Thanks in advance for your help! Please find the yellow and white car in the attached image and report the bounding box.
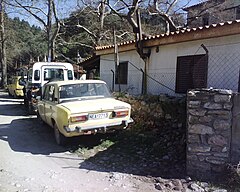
[7,76,25,98]
[37,80,133,145]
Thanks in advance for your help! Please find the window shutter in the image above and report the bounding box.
[175,56,194,93]
[175,54,208,93]
[193,55,208,88]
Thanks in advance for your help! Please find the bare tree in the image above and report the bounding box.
[68,0,115,46]
[7,0,61,61]
[106,0,194,59]
[0,0,6,88]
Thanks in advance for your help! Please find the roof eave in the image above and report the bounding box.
[95,20,240,56]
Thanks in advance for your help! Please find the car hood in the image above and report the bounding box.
[59,98,131,114]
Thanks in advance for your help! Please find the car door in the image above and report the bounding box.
[44,85,56,126]
[38,85,49,123]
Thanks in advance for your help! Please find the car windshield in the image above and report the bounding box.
[59,82,112,102]
[44,68,64,81]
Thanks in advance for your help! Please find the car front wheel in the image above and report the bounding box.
[54,123,67,146]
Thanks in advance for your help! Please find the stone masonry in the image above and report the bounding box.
[187,89,233,180]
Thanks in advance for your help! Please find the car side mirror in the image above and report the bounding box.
[36,96,41,101]
[54,97,58,103]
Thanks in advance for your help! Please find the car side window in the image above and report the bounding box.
[48,86,55,102]
[67,70,73,80]
[43,85,55,101]
[43,86,50,100]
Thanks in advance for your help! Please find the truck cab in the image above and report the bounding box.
[24,62,74,114]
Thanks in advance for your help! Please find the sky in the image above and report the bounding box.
[6,0,203,27]
[7,0,79,27]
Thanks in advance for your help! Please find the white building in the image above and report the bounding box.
[95,20,240,96]
[184,0,240,28]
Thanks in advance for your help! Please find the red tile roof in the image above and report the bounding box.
[95,20,240,51]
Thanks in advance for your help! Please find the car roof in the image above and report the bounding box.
[32,62,73,67]
[45,79,107,86]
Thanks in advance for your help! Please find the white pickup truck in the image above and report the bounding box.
[22,62,74,114]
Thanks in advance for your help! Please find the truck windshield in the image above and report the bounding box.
[44,68,64,81]
[59,83,111,101]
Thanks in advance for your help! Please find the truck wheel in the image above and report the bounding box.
[54,123,67,146]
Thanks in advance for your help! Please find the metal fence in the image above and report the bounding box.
[100,41,240,96]
[207,42,240,92]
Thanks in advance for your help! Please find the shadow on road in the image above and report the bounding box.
[0,118,66,155]
[0,103,27,116]
[67,132,186,179]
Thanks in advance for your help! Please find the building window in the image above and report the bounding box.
[202,14,209,26]
[236,7,240,19]
[115,61,128,84]
[175,54,208,93]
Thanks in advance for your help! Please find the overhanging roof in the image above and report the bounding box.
[95,20,240,55]
[79,55,100,70]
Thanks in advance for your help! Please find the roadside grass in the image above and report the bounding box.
[71,138,115,159]
[69,130,170,159]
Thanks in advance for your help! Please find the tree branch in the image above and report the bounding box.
[58,38,94,49]
[75,23,98,40]
[51,0,61,42]
[13,0,47,27]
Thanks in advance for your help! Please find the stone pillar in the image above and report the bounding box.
[187,89,233,180]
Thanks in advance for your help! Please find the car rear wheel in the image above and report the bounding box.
[54,123,67,146]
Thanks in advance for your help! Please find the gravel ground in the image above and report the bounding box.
[0,90,232,192]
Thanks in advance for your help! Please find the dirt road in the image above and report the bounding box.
[0,91,157,192]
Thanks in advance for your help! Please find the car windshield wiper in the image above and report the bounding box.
[80,95,105,99]
[59,98,81,103]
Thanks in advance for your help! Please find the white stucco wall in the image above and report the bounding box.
[100,50,145,95]
[99,34,240,95]
[149,34,240,95]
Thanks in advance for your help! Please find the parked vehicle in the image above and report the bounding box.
[7,76,24,98]
[22,62,74,114]
[37,80,133,145]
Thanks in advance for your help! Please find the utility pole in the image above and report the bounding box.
[113,28,120,92]
[136,9,147,95]
[0,0,6,88]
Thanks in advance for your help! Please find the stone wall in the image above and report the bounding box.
[231,93,240,163]
[187,89,233,180]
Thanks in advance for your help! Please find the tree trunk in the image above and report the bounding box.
[47,0,53,61]
[0,0,6,88]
